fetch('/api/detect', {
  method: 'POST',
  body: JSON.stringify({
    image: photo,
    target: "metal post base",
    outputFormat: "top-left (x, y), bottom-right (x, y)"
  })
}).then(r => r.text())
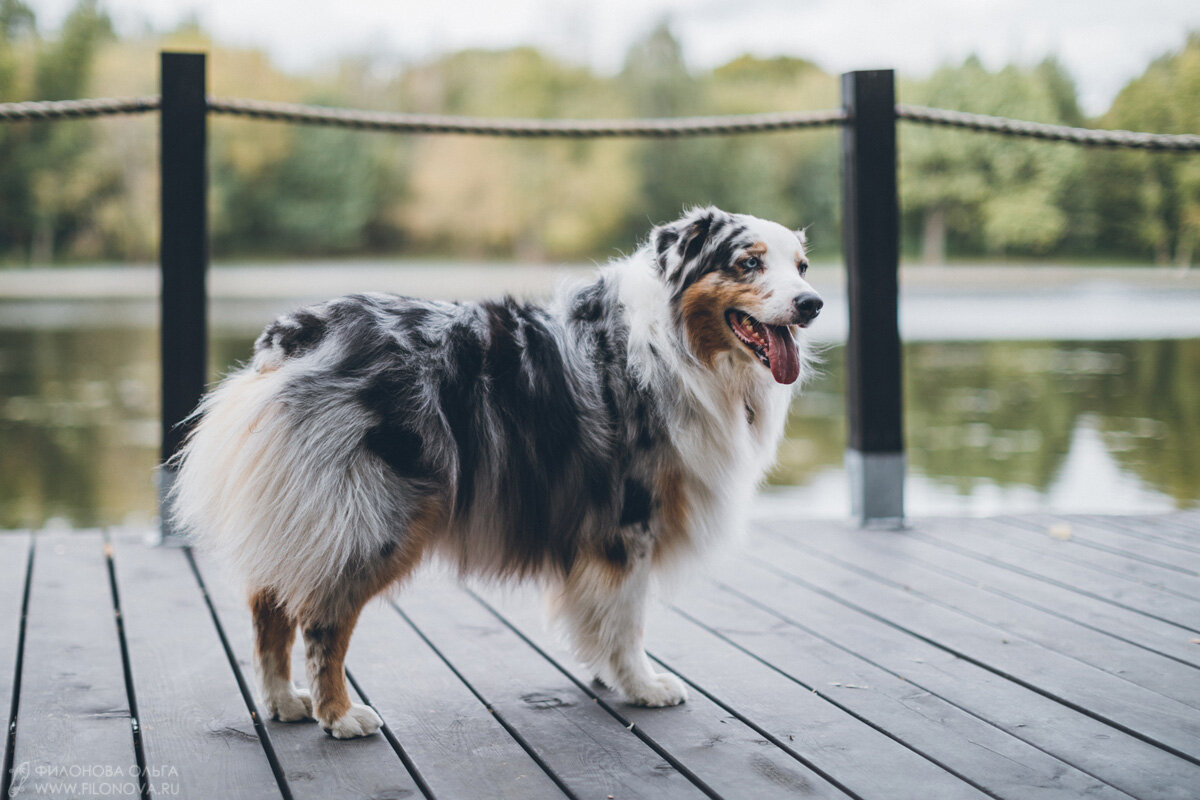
top-left (846, 449), bottom-right (905, 529)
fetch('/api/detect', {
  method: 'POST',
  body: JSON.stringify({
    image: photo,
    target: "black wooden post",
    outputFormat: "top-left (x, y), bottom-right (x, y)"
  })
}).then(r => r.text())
top-left (158, 51), bottom-right (208, 542)
top-left (841, 70), bottom-right (905, 526)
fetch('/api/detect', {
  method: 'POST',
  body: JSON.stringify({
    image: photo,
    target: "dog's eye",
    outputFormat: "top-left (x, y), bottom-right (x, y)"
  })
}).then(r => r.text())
top-left (742, 256), bottom-right (761, 271)
top-left (797, 259), bottom-right (809, 276)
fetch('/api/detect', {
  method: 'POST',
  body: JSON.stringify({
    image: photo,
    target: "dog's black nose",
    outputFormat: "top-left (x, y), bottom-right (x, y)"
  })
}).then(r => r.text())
top-left (794, 293), bottom-right (823, 324)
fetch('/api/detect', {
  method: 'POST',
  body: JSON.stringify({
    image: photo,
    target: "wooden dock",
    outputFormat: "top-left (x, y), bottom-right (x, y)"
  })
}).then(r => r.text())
top-left (2, 511), bottom-right (1199, 799)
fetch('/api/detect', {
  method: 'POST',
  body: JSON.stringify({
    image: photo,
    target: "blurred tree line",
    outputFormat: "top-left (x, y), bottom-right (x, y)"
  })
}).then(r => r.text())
top-left (0, 1), bottom-right (1197, 266)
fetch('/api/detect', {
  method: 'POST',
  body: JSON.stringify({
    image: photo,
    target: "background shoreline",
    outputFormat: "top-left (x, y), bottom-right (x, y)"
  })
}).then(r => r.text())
top-left (3, 263), bottom-right (1198, 341)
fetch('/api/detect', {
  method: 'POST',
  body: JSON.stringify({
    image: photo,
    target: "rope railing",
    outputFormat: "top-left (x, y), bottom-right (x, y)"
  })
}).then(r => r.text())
top-left (0, 95), bottom-right (160, 121)
top-left (897, 104), bottom-right (1200, 151)
top-left (1, 93), bottom-right (1198, 151)
top-left (205, 96), bottom-right (847, 137)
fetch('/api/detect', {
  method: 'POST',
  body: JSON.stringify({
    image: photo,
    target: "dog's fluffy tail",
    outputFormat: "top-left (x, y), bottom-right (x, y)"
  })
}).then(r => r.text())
top-left (169, 364), bottom-right (400, 614)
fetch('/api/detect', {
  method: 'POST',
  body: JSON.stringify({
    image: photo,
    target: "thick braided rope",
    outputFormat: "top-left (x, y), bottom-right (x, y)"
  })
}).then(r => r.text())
top-left (2, 94), bottom-right (1196, 152)
top-left (0, 96), bottom-right (160, 121)
top-left (206, 96), bottom-right (848, 137)
top-left (898, 104), bottom-right (1200, 151)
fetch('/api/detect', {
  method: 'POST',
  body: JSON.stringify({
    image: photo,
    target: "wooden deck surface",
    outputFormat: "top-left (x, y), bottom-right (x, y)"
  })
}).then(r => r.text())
top-left (2, 511), bottom-right (1199, 799)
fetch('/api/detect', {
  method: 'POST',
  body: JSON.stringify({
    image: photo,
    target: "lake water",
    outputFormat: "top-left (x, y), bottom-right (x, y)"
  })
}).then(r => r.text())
top-left (2, 265), bottom-right (1198, 528)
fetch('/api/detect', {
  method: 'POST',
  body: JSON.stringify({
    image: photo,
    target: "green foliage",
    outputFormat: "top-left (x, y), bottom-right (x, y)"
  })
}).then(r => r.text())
top-left (0, 0), bottom-right (113, 263)
top-left (899, 57), bottom-right (1087, 261)
top-left (1091, 34), bottom-right (1200, 264)
top-left (212, 122), bottom-right (390, 255)
top-left (620, 21), bottom-right (715, 240)
top-left (0, 9), bottom-right (1197, 265)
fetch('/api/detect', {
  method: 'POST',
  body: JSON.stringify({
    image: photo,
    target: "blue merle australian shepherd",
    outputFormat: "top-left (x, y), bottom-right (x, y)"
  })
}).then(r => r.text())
top-left (171, 206), bottom-right (822, 738)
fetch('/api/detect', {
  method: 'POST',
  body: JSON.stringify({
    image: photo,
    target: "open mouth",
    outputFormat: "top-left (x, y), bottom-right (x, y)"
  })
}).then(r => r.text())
top-left (725, 309), bottom-right (801, 385)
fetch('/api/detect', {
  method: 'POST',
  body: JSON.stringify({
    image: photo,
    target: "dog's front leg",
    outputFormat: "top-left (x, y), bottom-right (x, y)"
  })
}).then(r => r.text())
top-left (553, 552), bottom-right (687, 707)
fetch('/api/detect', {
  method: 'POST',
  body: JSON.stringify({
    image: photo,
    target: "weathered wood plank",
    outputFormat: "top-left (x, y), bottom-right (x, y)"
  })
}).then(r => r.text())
top-left (1153, 511), bottom-right (1200, 527)
top-left (913, 517), bottom-right (1200, 631)
top-left (719, 555), bottom-right (1200, 800)
top-left (109, 534), bottom-right (283, 799)
top-left (982, 517), bottom-right (1200, 601)
top-left (748, 533), bottom-right (1200, 761)
top-left (775, 522), bottom-right (1200, 669)
top-left (1096, 513), bottom-right (1200, 544)
top-left (11, 534), bottom-right (138, 797)
top-left (349, 594), bottom-right (567, 800)
top-left (1004, 514), bottom-right (1200, 577)
top-left (770, 526), bottom-right (1200, 706)
top-left (191, 553), bottom-right (423, 800)
top-left (397, 571), bottom-right (709, 800)
top-left (476, 583), bottom-right (858, 800)
top-left (1150, 512), bottom-right (1200, 534)
top-left (1076, 514), bottom-right (1200, 555)
top-left (0, 533), bottom-right (32, 797)
top-left (3, 514), bottom-right (1195, 798)
top-left (669, 571), bottom-right (1133, 800)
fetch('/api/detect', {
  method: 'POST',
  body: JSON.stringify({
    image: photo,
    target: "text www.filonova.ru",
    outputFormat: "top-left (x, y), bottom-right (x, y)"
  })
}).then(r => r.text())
top-left (7, 762), bottom-right (181, 797)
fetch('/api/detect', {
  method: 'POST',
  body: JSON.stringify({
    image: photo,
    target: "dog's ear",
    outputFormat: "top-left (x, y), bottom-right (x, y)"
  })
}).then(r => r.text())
top-left (793, 226), bottom-right (809, 247)
top-left (651, 206), bottom-right (728, 278)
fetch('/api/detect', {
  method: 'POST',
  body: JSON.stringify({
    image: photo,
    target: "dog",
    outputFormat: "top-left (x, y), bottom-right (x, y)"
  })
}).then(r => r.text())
top-left (170, 206), bottom-right (822, 738)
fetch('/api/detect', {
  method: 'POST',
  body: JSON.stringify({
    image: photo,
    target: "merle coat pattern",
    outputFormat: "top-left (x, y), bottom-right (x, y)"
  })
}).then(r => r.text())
top-left (171, 206), bottom-right (822, 738)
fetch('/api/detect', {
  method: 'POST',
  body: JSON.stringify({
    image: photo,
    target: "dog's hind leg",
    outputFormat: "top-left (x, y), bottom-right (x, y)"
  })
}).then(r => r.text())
top-left (552, 551), bottom-right (687, 707)
top-left (297, 510), bottom-right (440, 739)
top-left (300, 601), bottom-right (384, 739)
top-left (250, 588), bottom-right (314, 722)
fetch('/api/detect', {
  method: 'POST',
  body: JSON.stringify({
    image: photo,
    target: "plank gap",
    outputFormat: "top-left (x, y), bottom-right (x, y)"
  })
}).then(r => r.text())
top-left (182, 548), bottom-right (295, 800)
top-left (0, 537), bottom-right (33, 800)
top-left (998, 516), bottom-right (1200, 578)
top-left (645, 649), bottom-right (869, 800)
top-left (907, 527), bottom-right (1200, 635)
top-left (744, 559), bottom-right (1200, 769)
top-left (342, 669), bottom-right (437, 800)
top-left (772, 535), bottom-right (1200, 680)
top-left (389, 600), bottom-right (579, 800)
top-left (668, 601), bottom-right (1006, 800)
top-left (694, 577), bottom-right (1140, 799)
top-left (463, 588), bottom-right (725, 800)
top-left (102, 530), bottom-right (152, 800)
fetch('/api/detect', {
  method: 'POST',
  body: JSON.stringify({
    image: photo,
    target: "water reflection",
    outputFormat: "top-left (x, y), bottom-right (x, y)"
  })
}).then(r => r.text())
top-left (773, 340), bottom-right (1199, 515)
top-left (1, 317), bottom-right (1196, 527)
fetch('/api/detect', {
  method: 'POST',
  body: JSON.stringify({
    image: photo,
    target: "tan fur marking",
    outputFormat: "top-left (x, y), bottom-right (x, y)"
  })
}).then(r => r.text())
top-left (305, 616), bottom-right (357, 722)
top-left (744, 241), bottom-right (768, 258)
top-left (680, 273), bottom-right (765, 365)
top-left (251, 588), bottom-right (295, 685)
top-left (653, 466), bottom-right (690, 565)
top-left (382, 497), bottom-right (446, 591)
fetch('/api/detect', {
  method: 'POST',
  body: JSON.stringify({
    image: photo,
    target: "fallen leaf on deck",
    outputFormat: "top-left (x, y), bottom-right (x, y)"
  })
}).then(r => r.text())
top-left (1048, 523), bottom-right (1072, 540)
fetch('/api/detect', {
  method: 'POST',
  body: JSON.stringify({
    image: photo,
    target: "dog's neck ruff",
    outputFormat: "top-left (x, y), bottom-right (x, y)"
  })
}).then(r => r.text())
top-left (595, 247), bottom-right (801, 488)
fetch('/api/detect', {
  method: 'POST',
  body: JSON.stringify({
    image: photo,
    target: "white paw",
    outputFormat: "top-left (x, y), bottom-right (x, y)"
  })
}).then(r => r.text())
top-left (624, 672), bottom-right (688, 707)
top-left (323, 703), bottom-right (383, 739)
top-left (263, 687), bottom-right (313, 722)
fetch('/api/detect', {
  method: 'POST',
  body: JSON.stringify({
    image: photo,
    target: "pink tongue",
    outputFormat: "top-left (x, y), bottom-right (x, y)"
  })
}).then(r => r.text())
top-left (763, 324), bottom-right (800, 384)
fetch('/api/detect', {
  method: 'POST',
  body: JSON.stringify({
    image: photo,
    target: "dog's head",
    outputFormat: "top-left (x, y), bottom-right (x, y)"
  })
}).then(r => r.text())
top-left (651, 206), bottom-right (821, 385)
